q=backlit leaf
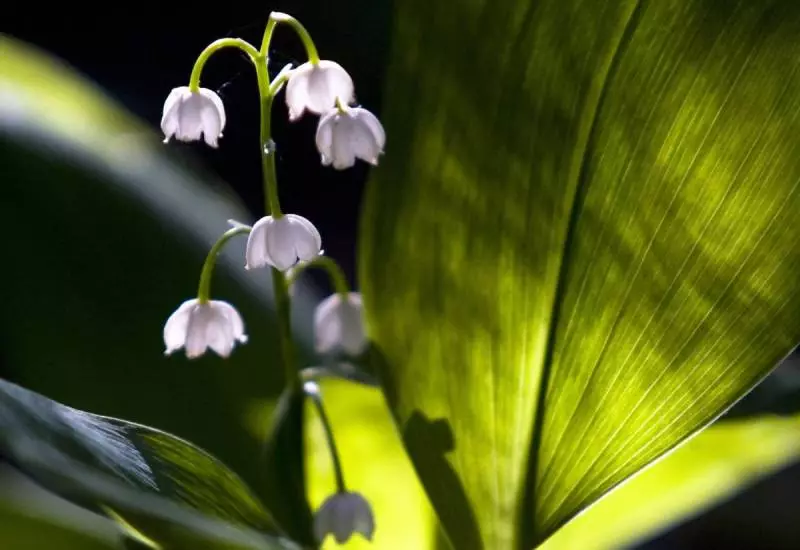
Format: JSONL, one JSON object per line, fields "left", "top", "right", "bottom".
{"left": 0, "top": 377, "right": 295, "bottom": 549}
{"left": 360, "top": 0, "right": 800, "bottom": 547}
{"left": 304, "top": 377, "right": 438, "bottom": 549}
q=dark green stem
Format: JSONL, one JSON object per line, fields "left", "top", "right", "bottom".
{"left": 305, "top": 382, "right": 346, "bottom": 493}
{"left": 287, "top": 256, "right": 350, "bottom": 298}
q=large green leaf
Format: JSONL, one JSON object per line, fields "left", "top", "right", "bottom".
{"left": 0, "top": 377, "right": 296, "bottom": 549}
{"left": 541, "top": 411, "right": 800, "bottom": 550}
{"left": 0, "top": 35, "right": 319, "bottom": 539}
{"left": 360, "top": 0, "right": 800, "bottom": 547}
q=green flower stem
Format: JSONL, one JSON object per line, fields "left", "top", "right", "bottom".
{"left": 261, "top": 12, "right": 320, "bottom": 64}
{"left": 287, "top": 256, "right": 351, "bottom": 298}
{"left": 272, "top": 268, "right": 298, "bottom": 387}
{"left": 269, "top": 67, "right": 293, "bottom": 97}
{"left": 189, "top": 38, "right": 259, "bottom": 92}
{"left": 197, "top": 226, "right": 251, "bottom": 303}
{"left": 255, "top": 59, "right": 283, "bottom": 217}
{"left": 254, "top": 46, "right": 300, "bottom": 387}
{"left": 305, "top": 382, "right": 346, "bottom": 493}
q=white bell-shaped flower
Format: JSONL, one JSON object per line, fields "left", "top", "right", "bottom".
{"left": 315, "top": 104, "right": 385, "bottom": 170}
{"left": 163, "top": 298, "right": 247, "bottom": 359}
{"left": 313, "top": 491, "right": 375, "bottom": 545}
{"left": 314, "top": 292, "right": 367, "bottom": 356}
{"left": 285, "top": 60, "right": 355, "bottom": 121}
{"left": 161, "top": 86, "right": 226, "bottom": 148}
{"left": 245, "top": 214, "right": 322, "bottom": 272}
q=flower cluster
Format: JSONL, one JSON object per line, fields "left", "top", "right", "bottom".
{"left": 160, "top": 25, "right": 381, "bottom": 362}
{"left": 157, "top": 12, "right": 377, "bottom": 545}
{"left": 160, "top": 61, "right": 385, "bottom": 169}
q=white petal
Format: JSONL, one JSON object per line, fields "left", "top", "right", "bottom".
{"left": 199, "top": 88, "right": 226, "bottom": 132}
{"left": 286, "top": 61, "right": 355, "bottom": 120}
{"left": 313, "top": 492, "right": 374, "bottom": 544}
{"left": 197, "top": 89, "right": 225, "bottom": 147}
{"left": 331, "top": 504, "right": 354, "bottom": 544}
{"left": 160, "top": 87, "right": 187, "bottom": 142}
{"left": 245, "top": 216, "right": 273, "bottom": 270}
{"left": 213, "top": 300, "right": 248, "bottom": 344}
{"left": 246, "top": 214, "right": 322, "bottom": 271}
{"left": 314, "top": 293, "right": 367, "bottom": 355}
{"left": 339, "top": 294, "right": 367, "bottom": 355}
{"left": 266, "top": 217, "right": 300, "bottom": 271}
{"left": 162, "top": 87, "right": 186, "bottom": 117}
{"left": 314, "top": 294, "right": 343, "bottom": 354}
{"left": 354, "top": 108, "right": 385, "bottom": 148}
{"left": 315, "top": 111, "right": 336, "bottom": 161}
{"left": 331, "top": 117, "right": 357, "bottom": 170}
{"left": 313, "top": 498, "right": 336, "bottom": 543}
{"left": 184, "top": 304, "right": 212, "bottom": 358}
{"left": 353, "top": 108, "right": 385, "bottom": 156}
{"left": 349, "top": 120, "right": 382, "bottom": 166}
{"left": 349, "top": 493, "right": 375, "bottom": 541}
{"left": 179, "top": 95, "right": 205, "bottom": 142}
{"left": 205, "top": 313, "right": 235, "bottom": 358}
{"left": 285, "top": 64, "right": 312, "bottom": 121}
{"left": 289, "top": 215, "right": 322, "bottom": 261}
{"left": 163, "top": 298, "right": 198, "bottom": 354}
{"left": 305, "top": 60, "right": 355, "bottom": 115}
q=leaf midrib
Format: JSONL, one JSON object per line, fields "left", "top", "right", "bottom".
{"left": 518, "top": 0, "right": 646, "bottom": 547}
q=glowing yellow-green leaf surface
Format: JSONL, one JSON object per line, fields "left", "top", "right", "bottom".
{"left": 541, "top": 412, "right": 800, "bottom": 550}
{"left": 359, "top": 0, "right": 800, "bottom": 547}
{"left": 305, "top": 378, "right": 437, "bottom": 550}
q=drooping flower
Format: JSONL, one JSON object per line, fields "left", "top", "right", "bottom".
{"left": 313, "top": 491, "right": 375, "bottom": 545}
{"left": 160, "top": 86, "right": 226, "bottom": 147}
{"left": 285, "top": 60, "right": 355, "bottom": 121}
{"left": 315, "top": 104, "right": 385, "bottom": 170}
{"left": 163, "top": 298, "right": 247, "bottom": 359}
{"left": 314, "top": 292, "right": 367, "bottom": 356}
{"left": 245, "top": 214, "right": 322, "bottom": 272}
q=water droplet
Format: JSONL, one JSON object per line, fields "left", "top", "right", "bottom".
{"left": 263, "top": 139, "right": 277, "bottom": 155}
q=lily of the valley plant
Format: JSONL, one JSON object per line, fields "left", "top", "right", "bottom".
{"left": 161, "top": 11, "right": 383, "bottom": 546}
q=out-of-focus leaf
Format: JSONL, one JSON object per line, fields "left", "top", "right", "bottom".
{"left": 0, "top": 466, "right": 122, "bottom": 549}
{"left": 304, "top": 378, "right": 437, "bottom": 549}
{"left": 360, "top": 0, "right": 800, "bottom": 547}
{"left": 0, "top": 34, "right": 319, "bottom": 540}
{"left": 0, "top": 377, "right": 298, "bottom": 549}
{"left": 0, "top": 500, "right": 118, "bottom": 550}
{"left": 540, "top": 412, "right": 800, "bottom": 550}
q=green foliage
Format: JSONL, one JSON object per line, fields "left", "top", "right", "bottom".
{"left": 360, "top": 0, "right": 800, "bottom": 547}
{"left": 542, "top": 411, "right": 800, "bottom": 550}
{"left": 0, "top": 468, "right": 122, "bottom": 550}
{"left": 3, "top": 3, "right": 800, "bottom": 550}
{"left": 0, "top": 378, "right": 297, "bottom": 549}
{"left": 0, "top": 34, "right": 319, "bottom": 542}
{"left": 304, "top": 378, "right": 437, "bottom": 549}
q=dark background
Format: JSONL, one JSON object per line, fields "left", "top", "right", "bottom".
{"left": 5, "top": 2, "right": 392, "bottom": 292}
{"left": 4, "top": 3, "right": 800, "bottom": 549}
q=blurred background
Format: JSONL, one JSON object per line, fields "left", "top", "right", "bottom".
{"left": 3, "top": 2, "right": 800, "bottom": 549}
